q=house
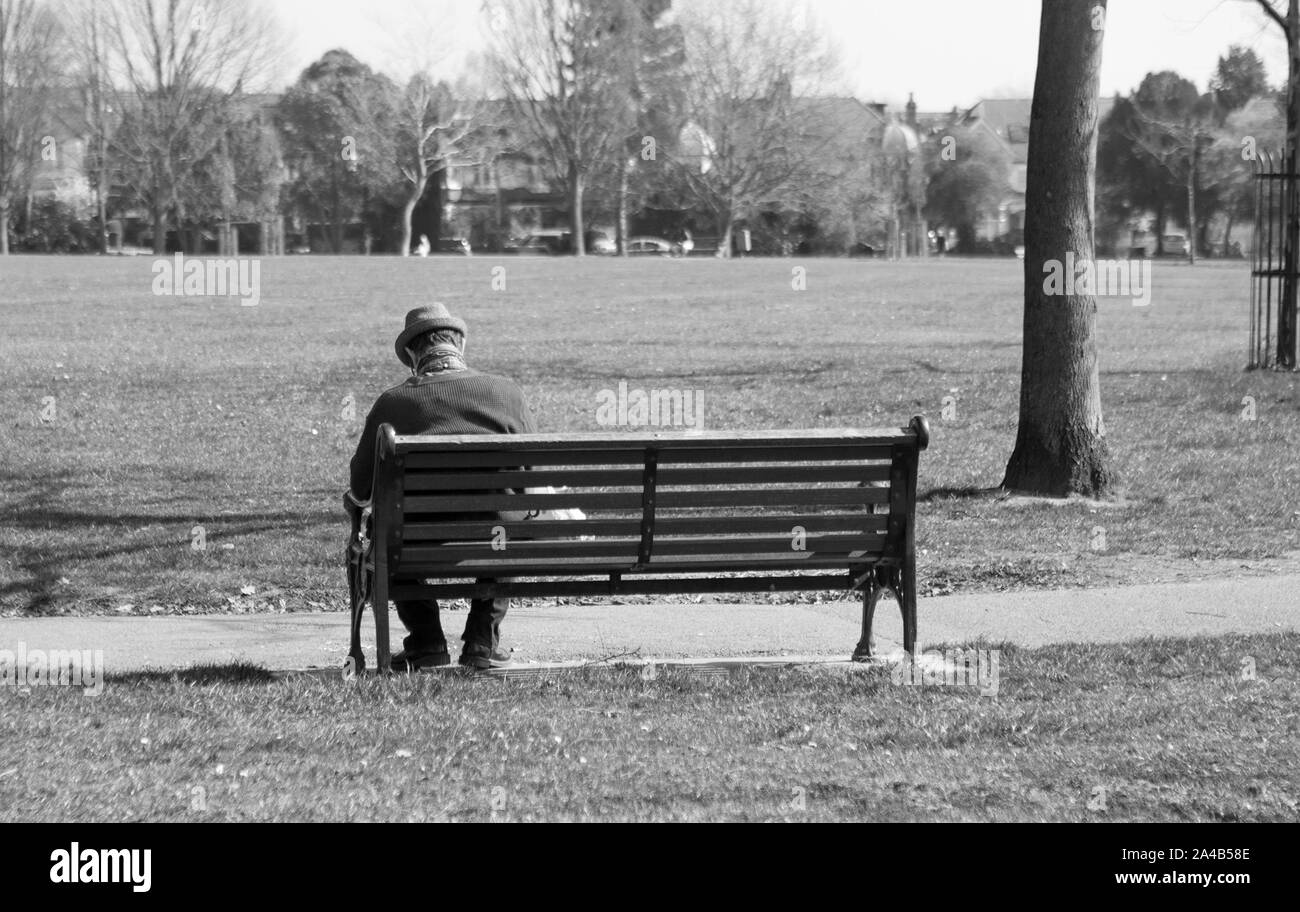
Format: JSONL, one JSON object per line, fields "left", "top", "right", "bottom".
{"left": 956, "top": 95, "right": 1115, "bottom": 243}
{"left": 440, "top": 101, "right": 569, "bottom": 251}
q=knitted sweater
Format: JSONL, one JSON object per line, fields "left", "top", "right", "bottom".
{"left": 348, "top": 369, "right": 537, "bottom": 500}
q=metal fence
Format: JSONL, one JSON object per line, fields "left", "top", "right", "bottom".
{"left": 1251, "top": 150, "right": 1300, "bottom": 369}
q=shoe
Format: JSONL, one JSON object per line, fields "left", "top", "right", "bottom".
{"left": 458, "top": 643, "right": 513, "bottom": 670}
{"left": 390, "top": 647, "right": 450, "bottom": 672}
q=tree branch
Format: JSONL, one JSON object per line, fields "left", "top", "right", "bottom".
{"left": 1253, "top": 0, "right": 1289, "bottom": 37}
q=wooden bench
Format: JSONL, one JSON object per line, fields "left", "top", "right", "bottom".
{"left": 346, "top": 417, "right": 929, "bottom": 673}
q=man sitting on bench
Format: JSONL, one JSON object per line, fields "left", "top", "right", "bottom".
{"left": 347, "top": 303, "right": 538, "bottom": 671}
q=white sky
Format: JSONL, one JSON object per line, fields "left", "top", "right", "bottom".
{"left": 268, "top": 0, "right": 1289, "bottom": 109}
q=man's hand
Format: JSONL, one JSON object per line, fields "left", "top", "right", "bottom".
{"left": 343, "top": 490, "right": 367, "bottom": 522}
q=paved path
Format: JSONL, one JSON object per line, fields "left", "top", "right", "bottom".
{"left": 1, "top": 575, "right": 1296, "bottom": 673}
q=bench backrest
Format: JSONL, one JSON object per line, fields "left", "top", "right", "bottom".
{"left": 370, "top": 418, "right": 928, "bottom": 585}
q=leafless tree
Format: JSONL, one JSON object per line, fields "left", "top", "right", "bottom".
{"left": 379, "top": 1, "right": 481, "bottom": 256}
{"left": 1124, "top": 85, "right": 1221, "bottom": 265}
{"left": 670, "top": 0, "right": 837, "bottom": 257}
{"left": 0, "top": 0, "right": 59, "bottom": 255}
{"left": 102, "top": 0, "right": 279, "bottom": 254}
{"left": 59, "top": 0, "right": 116, "bottom": 253}
{"left": 1003, "top": 0, "right": 1113, "bottom": 496}
{"left": 485, "top": 0, "right": 640, "bottom": 256}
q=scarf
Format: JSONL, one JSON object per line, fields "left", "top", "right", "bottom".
{"left": 414, "top": 347, "right": 468, "bottom": 375}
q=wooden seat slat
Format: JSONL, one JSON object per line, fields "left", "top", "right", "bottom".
{"left": 405, "top": 486, "right": 888, "bottom": 514}
{"left": 395, "top": 555, "right": 880, "bottom": 576}
{"left": 401, "top": 445, "right": 895, "bottom": 469}
{"left": 400, "top": 534, "right": 884, "bottom": 563}
{"left": 402, "top": 463, "right": 894, "bottom": 491}
{"left": 395, "top": 428, "right": 913, "bottom": 450}
{"left": 389, "top": 574, "right": 857, "bottom": 601}
{"left": 402, "top": 513, "right": 889, "bottom": 541}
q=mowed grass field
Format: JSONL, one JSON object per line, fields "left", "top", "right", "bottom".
{"left": 0, "top": 254, "right": 1297, "bottom": 615}
{"left": 2, "top": 633, "right": 1296, "bottom": 822}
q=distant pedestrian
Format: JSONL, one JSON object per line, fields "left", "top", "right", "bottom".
{"left": 415, "top": 234, "right": 431, "bottom": 257}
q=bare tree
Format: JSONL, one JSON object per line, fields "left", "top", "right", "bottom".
{"left": 391, "top": 75, "right": 478, "bottom": 256}
{"left": 103, "top": 0, "right": 279, "bottom": 254}
{"left": 0, "top": 0, "right": 58, "bottom": 255}
{"left": 60, "top": 0, "right": 116, "bottom": 253}
{"left": 1124, "top": 74, "right": 1222, "bottom": 265}
{"left": 612, "top": 0, "right": 682, "bottom": 256}
{"left": 378, "top": 1, "right": 481, "bottom": 257}
{"left": 670, "top": 0, "right": 837, "bottom": 257}
{"left": 485, "top": 0, "right": 639, "bottom": 256}
{"left": 1003, "top": 0, "right": 1113, "bottom": 497}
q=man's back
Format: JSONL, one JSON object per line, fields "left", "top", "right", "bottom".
{"left": 349, "top": 368, "right": 536, "bottom": 500}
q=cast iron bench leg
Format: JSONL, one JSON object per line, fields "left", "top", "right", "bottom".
{"left": 901, "top": 555, "right": 918, "bottom": 656}
{"left": 852, "top": 567, "right": 885, "bottom": 661}
{"left": 852, "top": 565, "right": 916, "bottom": 660}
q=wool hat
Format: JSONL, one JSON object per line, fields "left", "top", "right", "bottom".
{"left": 395, "top": 303, "right": 468, "bottom": 366}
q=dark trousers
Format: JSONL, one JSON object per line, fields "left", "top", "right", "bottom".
{"left": 395, "top": 578, "right": 509, "bottom": 654}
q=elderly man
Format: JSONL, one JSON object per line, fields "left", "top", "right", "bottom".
{"left": 348, "top": 303, "right": 537, "bottom": 671}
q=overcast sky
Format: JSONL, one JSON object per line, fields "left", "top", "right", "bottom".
{"left": 270, "top": 0, "right": 1289, "bottom": 109}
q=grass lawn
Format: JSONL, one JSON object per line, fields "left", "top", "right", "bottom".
{"left": 1, "top": 633, "right": 1295, "bottom": 822}
{"left": 0, "top": 254, "right": 1297, "bottom": 615}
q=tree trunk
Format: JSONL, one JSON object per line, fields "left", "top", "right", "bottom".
{"left": 400, "top": 196, "right": 417, "bottom": 257}
{"left": 718, "top": 211, "right": 733, "bottom": 259}
{"left": 399, "top": 166, "right": 428, "bottom": 258}
{"left": 97, "top": 132, "right": 109, "bottom": 254}
{"left": 96, "top": 181, "right": 108, "bottom": 254}
{"left": 1223, "top": 212, "right": 1235, "bottom": 257}
{"left": 1003, "top": 0, "right": 1113, "bottom": 497}
{"left": 1186, "top": 155, "right": 1196, "bottom": 266}
{"left": 151, "top": 199, "right": 166, "bottom": 255}
{"left": 329, "top": 180, "right": 343, "bottom": 253}
{"left": 0, "top": 199, "right": 8, "bottom": 255}
{"left": 617, "top": 156, "right": 631, "bottom": 256}
{"left": 1282, "top": 0, "right": 1300, "bottom": 366}
{"left": 570, "top": 161, "right": 586, "bottom": 256}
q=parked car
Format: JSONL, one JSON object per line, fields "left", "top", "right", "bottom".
{"left": 506, "top": 230, "right": 571, "bottom": 255}
{"left": 1161, "top": 234, "right": 1189, "bottom": 257}
{"left": 437, "top": 237, "right": 471, "bottom": 256}
{"left": 626, "top": 236, "right": 673, "bottom": 256}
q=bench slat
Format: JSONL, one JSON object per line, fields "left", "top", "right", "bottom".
{"left": 400, "top": 534, "right": 883, "bottom": 562}
{"left": 389, "top": 573, "right": 860, "bottom": 601}
{"left": 401, "top": 445, "right": 895, "bottom": 469}
{"left": 402, "top": 463, "right": 894, "bottom": 490}
{"left": 404, "top": 486, "right": 889, "bottom": 513}
{"left": 395, "top": 428, "right": 914, "bottom": 449}
{"left": 402, "top": 513, "right": 890, "bottom": 541}
{"left": 397, "top": 552, "right": 878, "bottom": 574}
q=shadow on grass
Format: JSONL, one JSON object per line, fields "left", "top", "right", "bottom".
{"left": 0, "top": 467, "right": 337, "bottom": 612}
{"left": 920, "top": 485, "right": 1005, "bottom": 502}
{"left": 108, "top": 662, "right": 278, "bottom": 687}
